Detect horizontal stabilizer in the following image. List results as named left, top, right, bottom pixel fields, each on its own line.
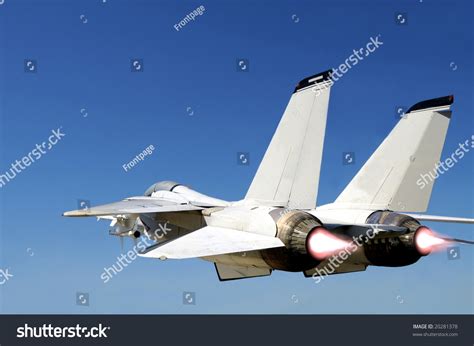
left=405, top=213, right=474, bottom=224
left=304, top=263, right=367, bottom=278
left=139, top=226, right=285, bottom=259
left=440, top=237, right=474, bottom=245
left=63, top=197, right=203, bottom=217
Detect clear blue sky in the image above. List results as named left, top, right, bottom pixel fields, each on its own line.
left=0, top=0, right=472, bottom=314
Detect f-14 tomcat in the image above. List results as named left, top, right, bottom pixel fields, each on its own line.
left=64, top=69, right=473, bottom=281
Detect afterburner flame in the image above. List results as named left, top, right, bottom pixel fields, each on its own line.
left=307, top=227, right=350, bottom=260
left=414, top=226, right=445, bottom=255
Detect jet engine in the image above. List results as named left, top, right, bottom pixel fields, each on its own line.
left=261, top=210, right=326, bottom=271
left=363, top=211, right=443, bottom=267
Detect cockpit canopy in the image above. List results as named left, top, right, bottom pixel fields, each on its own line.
left=143, top=181, right=181, bottom=196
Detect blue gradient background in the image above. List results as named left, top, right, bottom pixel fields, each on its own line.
left=0, top=0, right=472, bottom=314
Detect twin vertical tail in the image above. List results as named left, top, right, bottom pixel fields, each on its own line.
left=245, top=68, right=454, bottom=214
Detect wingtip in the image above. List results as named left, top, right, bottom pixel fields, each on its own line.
left=63, top=210, right=86, bottom=217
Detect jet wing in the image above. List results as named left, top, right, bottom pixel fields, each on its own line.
left=139, top=226, right=285, bottom=259
left=63, top=197, right=203, bottom=217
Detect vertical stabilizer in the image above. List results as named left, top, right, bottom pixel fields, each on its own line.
left=335, top=96, right=454, bottom=212
left=245, top=70, right=332, bottom=209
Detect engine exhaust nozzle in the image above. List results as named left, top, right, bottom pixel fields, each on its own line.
left=414, top=226, right=445, bottom=256
left=306, top=227, right=351, bottom=260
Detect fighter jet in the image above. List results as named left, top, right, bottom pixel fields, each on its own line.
left=64, top=69, right=473, bottom=281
